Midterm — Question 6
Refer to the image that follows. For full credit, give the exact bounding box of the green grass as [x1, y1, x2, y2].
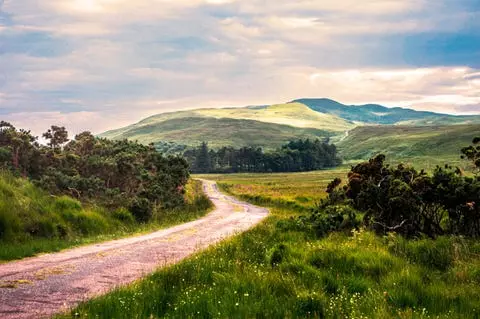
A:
[337, 124, 480, 169]
[63, 170, 480, 318]
[0, 174, 212, 261]
[196, 167, 348, 210]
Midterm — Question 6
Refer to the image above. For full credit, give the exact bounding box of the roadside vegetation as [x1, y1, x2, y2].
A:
[0, 176, 211, 261]
[0, 122, 212, 261]
[63, 138, 480, 318]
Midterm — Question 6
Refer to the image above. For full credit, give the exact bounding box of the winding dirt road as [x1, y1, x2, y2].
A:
[0, 180, 268, 319]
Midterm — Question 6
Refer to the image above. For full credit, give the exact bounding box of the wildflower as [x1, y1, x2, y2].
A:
[235, 302, 239, 306]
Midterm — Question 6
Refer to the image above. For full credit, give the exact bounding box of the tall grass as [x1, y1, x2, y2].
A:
[62, 171, 480, 318]
[0, 173, 212, 261]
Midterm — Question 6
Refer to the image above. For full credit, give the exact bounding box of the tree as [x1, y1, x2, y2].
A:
[43, 126, 69, 151]
[461, 136, 480, 172]
[194, 142, 212, 173]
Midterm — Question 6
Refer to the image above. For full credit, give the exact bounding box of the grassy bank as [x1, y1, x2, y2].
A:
[0, 173, 212, 261]
[62, 170, 480, 318]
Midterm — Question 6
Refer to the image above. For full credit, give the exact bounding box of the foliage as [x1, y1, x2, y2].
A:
[300, 204, 360, 238]
[461, 136, 480, 171]
[186, 138, 342, 173]
[0, 123, 190, 220]
[323, 151, 480, 238]
[62, 157, 480, 319]
[62, 212, 480, 319]
[0, 176, 212, 261]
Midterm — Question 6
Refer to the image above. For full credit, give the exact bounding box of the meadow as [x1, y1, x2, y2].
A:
[62, 169, 480, 318]
[0, 174, 211, 261]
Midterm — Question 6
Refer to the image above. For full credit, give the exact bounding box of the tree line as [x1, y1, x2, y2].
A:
[0, 122, 190, 222]
[184, 139, 342, 173]
[307, 137, 480, 238]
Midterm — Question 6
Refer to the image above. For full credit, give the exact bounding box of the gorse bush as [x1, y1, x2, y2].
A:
[320, 137, 480, 238]
[0, 122, 190, 222]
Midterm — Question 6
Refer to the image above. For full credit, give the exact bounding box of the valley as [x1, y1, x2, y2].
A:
[61, 170, 480, 319]
[1, 98, 479, 319]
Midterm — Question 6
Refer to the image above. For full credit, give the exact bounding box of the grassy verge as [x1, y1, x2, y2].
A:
[0, 174, 212, 262]
[61, 171, 480, 318]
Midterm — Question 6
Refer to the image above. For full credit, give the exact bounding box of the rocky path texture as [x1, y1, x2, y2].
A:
[0, 180, 268, 319]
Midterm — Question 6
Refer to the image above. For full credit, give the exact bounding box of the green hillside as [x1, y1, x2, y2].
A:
[337, 124, 480, 168]
[100, 98, 480, 156]
[294, 98, 480, 125]
[101, 102, 354, 140]
[101, 117, 334, 149]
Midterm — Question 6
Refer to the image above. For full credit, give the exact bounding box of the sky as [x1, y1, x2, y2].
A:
[0, 0, 479, 136]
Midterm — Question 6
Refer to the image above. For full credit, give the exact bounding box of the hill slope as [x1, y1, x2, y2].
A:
[337, 124, 480, 167]
[294, 98, 480, 125]
[100, 98, 480, 153]
[101, 117, 334, 149]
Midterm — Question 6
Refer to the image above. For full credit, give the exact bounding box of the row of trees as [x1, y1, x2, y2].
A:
[184, 139, 342, 173]
[320, 137, 480, 238]
[0, 122, 190, 222]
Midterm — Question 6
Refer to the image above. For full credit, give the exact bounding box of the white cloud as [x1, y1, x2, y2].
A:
[0, 0, 479, 135]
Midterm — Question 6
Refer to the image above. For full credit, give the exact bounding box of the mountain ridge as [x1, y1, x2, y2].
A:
[99, 98, 480, 150]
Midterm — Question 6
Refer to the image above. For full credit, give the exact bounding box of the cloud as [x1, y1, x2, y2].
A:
[0, 0, 479, 135]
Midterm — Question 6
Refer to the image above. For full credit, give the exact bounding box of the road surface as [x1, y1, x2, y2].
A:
[0, 180, 268, 319]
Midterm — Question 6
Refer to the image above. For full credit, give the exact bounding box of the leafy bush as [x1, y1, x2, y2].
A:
[300, 205, 359, 238]
[323, 146, 480, 238]
[0, 123, 190, 215]
[129, 197, 154, 223]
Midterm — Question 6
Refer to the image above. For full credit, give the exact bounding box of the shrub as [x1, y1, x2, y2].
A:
[129, 197, 154, 223]
[303, 205, 359, 238]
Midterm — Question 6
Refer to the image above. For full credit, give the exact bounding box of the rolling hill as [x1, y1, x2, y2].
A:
[337, 124, 480, 168]
[101, 117, 335, 149]
[100, 98, 480, 158]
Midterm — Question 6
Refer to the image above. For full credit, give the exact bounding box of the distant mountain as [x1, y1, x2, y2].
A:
[293, 98, 480, 125]
[100, 98, 480, 152]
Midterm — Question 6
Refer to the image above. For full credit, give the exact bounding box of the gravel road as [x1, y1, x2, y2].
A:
[0, 179, 268, 319]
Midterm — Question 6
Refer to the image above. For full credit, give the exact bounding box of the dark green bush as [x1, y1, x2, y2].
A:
[302, 205, 359, 238]
[129, 197, 154, 223]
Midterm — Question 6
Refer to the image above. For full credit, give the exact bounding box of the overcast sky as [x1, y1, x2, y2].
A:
[1, 0, 479, 136]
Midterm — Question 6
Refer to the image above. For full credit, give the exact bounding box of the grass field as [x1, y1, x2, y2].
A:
[197, 167, 348, 211]
[0, 175, 212, 261]
[63, 170, 480, 318]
